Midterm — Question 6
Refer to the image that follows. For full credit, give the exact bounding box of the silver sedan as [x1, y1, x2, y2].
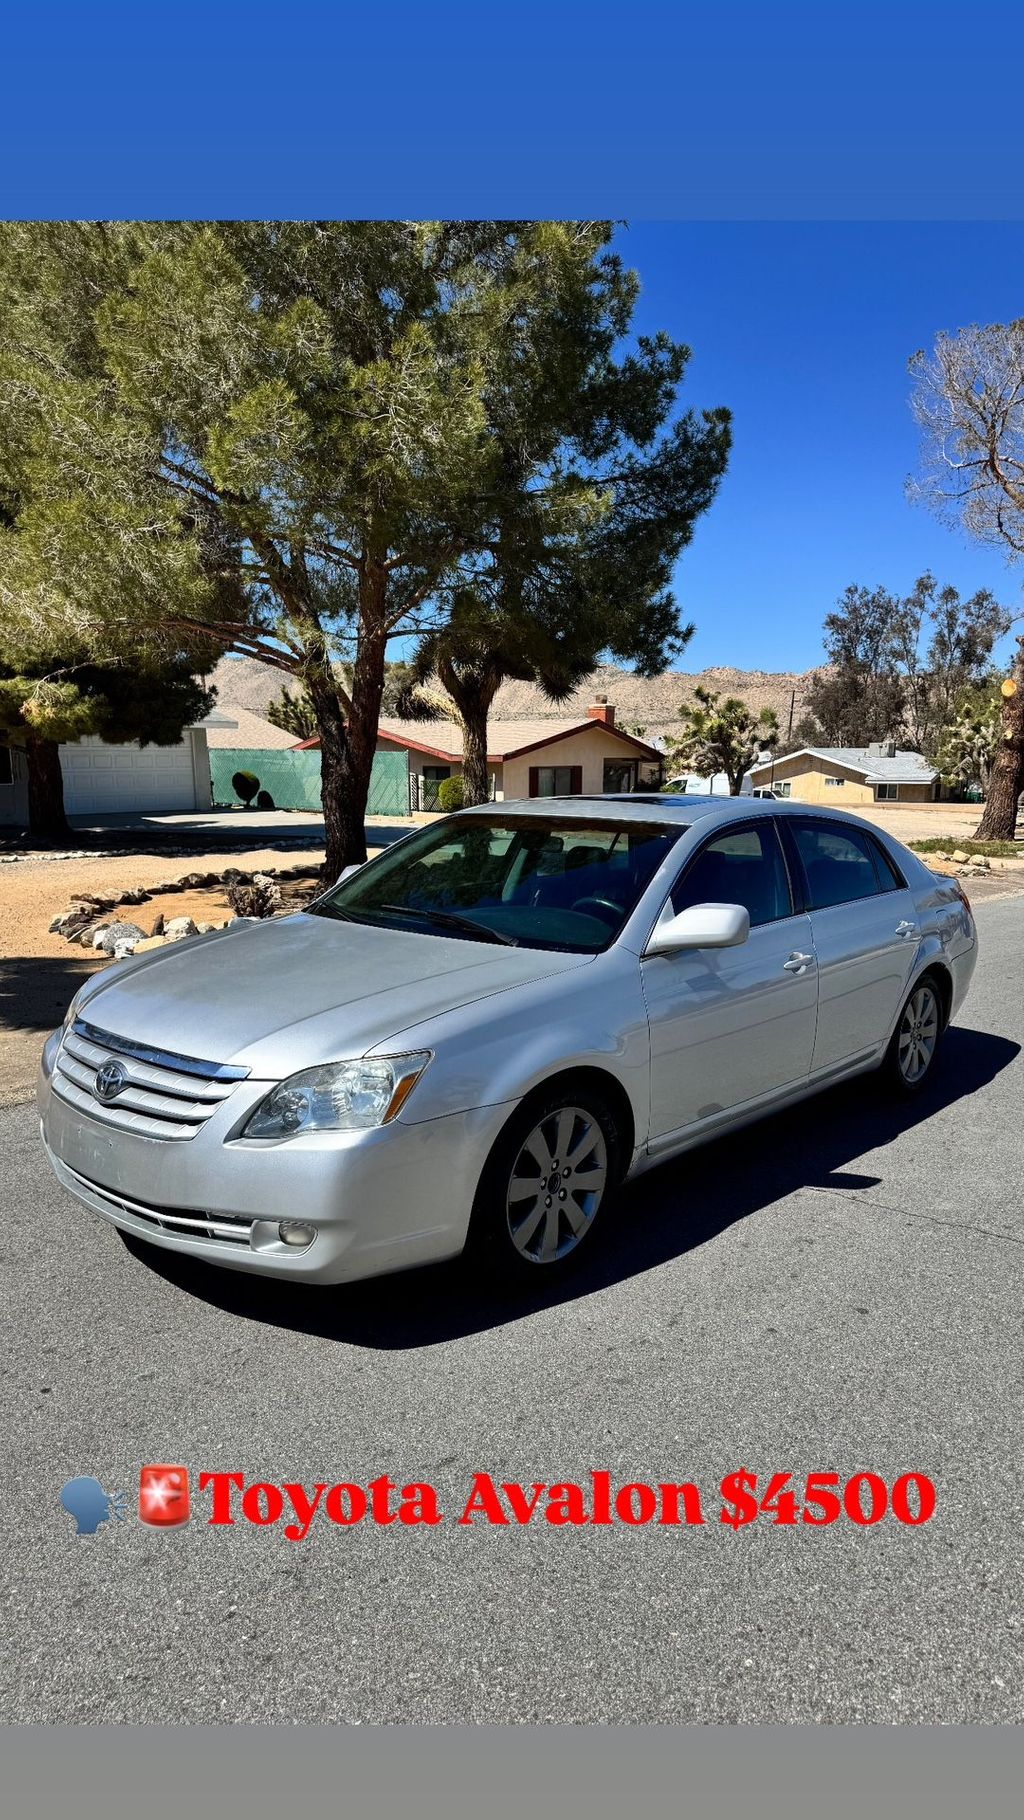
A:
[38, 798, 977, 1286]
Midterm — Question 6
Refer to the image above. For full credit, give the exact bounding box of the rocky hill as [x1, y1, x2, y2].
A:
[489, 664, 814, 741]
[208, 655, 816, 745]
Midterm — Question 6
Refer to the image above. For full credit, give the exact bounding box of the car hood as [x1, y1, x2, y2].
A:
[73, 912, 594, 1077]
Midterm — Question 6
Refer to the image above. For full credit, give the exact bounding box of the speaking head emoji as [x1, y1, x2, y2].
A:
[60, 1476, 127, 1536]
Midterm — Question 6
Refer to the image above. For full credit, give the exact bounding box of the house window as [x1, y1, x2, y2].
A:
[774, 780, 792, 797]
[875, 783, 899, 801]
[0, 746, 13, 787]
[529, 765, 583, 797]
[602, 758, 637, 794]
[824, 775, 845, 788]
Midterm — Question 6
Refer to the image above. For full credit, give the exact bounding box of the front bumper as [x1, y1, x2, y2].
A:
[37, 1031, 513, 1284]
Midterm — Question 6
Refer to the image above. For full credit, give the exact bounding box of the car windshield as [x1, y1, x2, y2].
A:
[309, 813, 683, 952]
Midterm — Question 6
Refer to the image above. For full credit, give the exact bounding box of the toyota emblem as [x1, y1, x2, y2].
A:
[94, 1059, 129, 1103]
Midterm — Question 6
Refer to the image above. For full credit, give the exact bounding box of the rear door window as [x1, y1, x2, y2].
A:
[866, 833, 906, 890]
[789, 821, 883, 909]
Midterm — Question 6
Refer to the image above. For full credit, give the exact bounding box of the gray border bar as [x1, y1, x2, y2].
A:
[3, 1725, 1021, 1819]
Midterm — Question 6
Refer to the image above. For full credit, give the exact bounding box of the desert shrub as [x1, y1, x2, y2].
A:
[910, 837, 1020, 858]
[232, 770, 260, 807]
[255, 789, 276, 810]
[437, 775, 465, 813]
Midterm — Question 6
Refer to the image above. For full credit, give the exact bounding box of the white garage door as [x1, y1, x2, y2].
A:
[59, 735, 199, 814]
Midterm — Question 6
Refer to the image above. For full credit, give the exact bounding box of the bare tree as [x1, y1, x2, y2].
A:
[910, 324, 1024, 837]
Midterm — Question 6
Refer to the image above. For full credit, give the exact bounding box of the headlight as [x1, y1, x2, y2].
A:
[241, 1053, 431, 1140]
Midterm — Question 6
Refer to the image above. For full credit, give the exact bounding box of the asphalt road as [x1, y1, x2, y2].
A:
[3, 896, 1022, 1723]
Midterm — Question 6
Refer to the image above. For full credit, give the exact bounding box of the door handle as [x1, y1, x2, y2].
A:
[895, 920, 917, 938]
[783, 951, 815, 972]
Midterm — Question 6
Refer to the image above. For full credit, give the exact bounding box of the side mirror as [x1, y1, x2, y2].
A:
[645, 901, 750, 957]
[335, 863, 363, 885]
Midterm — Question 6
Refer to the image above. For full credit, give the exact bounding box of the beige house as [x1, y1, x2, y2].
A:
[747, 743, 939, 805]
[295, 701, 663, 809]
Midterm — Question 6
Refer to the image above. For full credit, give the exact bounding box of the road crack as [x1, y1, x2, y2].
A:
[803, 1184, 1024, 1248]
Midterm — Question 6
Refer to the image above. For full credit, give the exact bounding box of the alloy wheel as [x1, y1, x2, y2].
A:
[505, 1105, 609, 1264]
[897, 983, 940, 1085]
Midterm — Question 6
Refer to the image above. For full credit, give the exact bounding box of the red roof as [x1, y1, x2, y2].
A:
[294, 717, 662, 763]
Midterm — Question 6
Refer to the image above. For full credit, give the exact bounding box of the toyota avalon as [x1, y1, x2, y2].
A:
[38, 798, 977, 1285]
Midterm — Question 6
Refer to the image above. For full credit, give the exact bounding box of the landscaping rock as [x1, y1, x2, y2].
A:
[972, 854, 991, 869]
[149, 913, 165, 937]
[49, 912, 75, 933]
[112, 939, 140, 960]
[952, 849, 969, 863]
[133, 934, 169, 954]
[163, 915, 199, 941]
[97, 921, 147, 954]
[58, 913, 95, 940]
[91, 925, 114, 949]
[118, 887, 151, 905]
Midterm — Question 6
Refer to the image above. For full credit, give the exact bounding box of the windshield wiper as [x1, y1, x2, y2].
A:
[378, 903, 517, 946]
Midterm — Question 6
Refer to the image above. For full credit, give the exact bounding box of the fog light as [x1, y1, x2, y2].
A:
[278, 1220, 316, 1249]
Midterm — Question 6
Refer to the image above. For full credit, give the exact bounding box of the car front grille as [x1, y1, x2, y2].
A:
[52, 1018, 249, 1142]
[56, 1157, 254, 1246]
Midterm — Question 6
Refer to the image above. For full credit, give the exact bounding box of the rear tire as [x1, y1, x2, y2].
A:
[465, 1083, 623, 1282]
[881, 973, 945, 1096]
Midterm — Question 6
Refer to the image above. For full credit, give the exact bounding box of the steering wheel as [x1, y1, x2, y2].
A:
[570, 895, 623, 927]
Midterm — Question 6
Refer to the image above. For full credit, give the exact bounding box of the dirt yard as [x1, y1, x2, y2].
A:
[843, 801, 989, 843]
[0, 842, 331, 1107]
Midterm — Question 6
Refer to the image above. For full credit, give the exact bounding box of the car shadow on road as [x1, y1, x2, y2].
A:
[121, 1022, 1020, 1350]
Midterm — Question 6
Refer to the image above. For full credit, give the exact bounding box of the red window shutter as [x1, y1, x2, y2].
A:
[568, 767, 583, 794]
[528, 767, 540, 798]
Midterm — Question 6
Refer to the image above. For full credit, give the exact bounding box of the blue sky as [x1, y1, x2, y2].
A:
[616, 223, 1024, 672]
[4, 6, 1024, 676]
[6, 4, 1024, 219]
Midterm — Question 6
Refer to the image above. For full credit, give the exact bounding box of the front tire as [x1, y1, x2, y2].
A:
[882, 974, 944, 1095]
[466, 1085, 623, 1282]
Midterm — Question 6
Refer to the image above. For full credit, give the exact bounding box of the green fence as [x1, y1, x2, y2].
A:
[210, 747, 409, 817]
[366, 748, 410, 815]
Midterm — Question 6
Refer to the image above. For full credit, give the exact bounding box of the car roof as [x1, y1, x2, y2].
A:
[457, 794, 898, 834]
[457, 794, 725, 826]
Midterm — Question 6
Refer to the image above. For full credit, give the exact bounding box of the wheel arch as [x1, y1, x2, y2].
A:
[497, 1065, 637, 1182]
[911, 957, 954, 1029]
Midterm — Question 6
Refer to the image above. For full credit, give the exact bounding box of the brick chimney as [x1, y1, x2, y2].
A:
[587, 695, 616, 727]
